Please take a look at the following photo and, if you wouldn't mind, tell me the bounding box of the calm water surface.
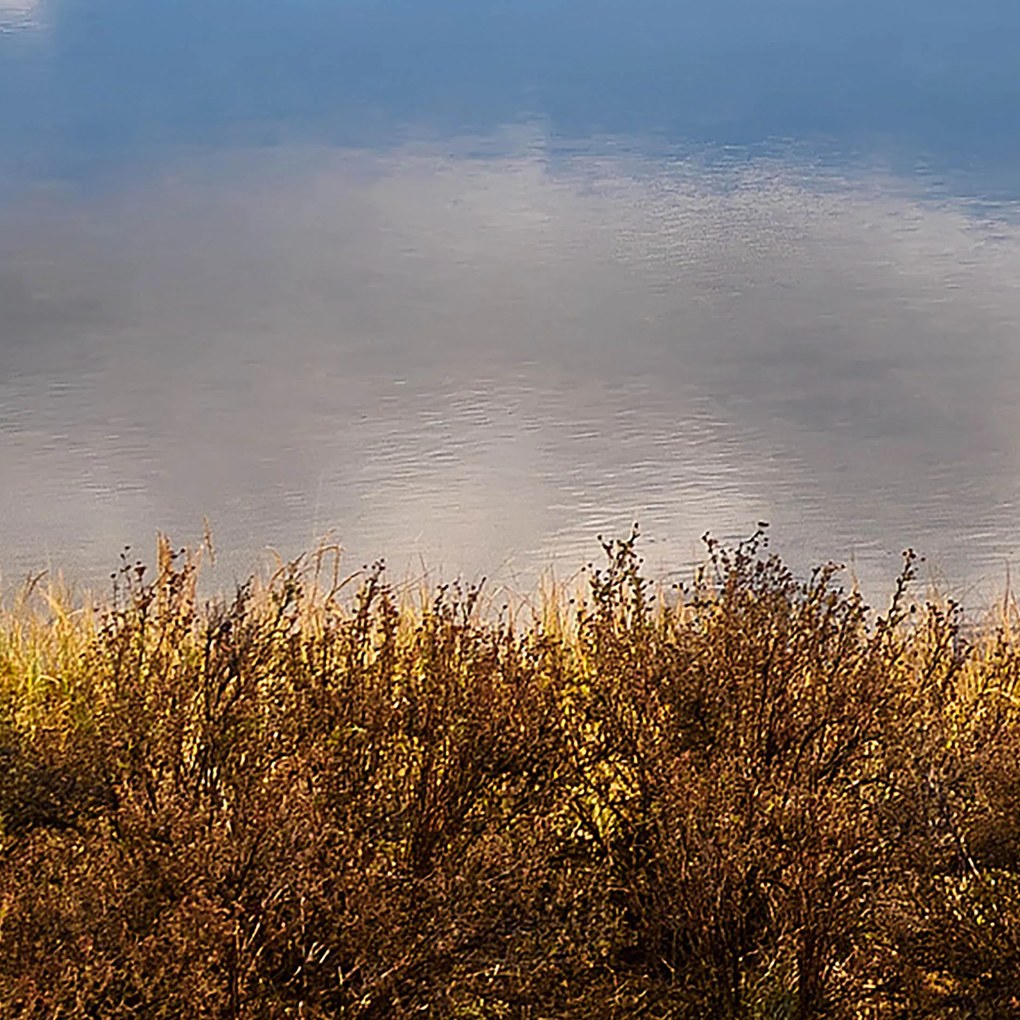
[3,0,1020,601]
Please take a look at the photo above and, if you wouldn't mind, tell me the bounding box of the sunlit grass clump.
[3,528,1020,1018]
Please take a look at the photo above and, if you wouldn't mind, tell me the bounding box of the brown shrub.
[3,530,1020,1017]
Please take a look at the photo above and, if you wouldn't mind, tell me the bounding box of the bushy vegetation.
[2,527,1020,1017]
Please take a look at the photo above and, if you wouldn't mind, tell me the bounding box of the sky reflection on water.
[2,2,1020,602]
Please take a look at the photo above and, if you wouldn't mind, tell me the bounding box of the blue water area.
[3,0,1020,186]
[3,0,1020,599]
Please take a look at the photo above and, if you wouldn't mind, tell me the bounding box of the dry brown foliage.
[3,529,1020,1017]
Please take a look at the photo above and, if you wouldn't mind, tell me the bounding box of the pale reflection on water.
[2,137,1020,602]
[0,0,44,32]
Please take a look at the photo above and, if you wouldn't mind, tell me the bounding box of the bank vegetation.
[2,528,1019,1018]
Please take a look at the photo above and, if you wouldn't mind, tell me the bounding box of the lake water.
[3,0,1020,602]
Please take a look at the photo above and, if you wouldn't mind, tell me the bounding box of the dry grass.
[2,528,1020,1017]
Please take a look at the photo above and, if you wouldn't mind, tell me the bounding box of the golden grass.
[2,527,1020,1017]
